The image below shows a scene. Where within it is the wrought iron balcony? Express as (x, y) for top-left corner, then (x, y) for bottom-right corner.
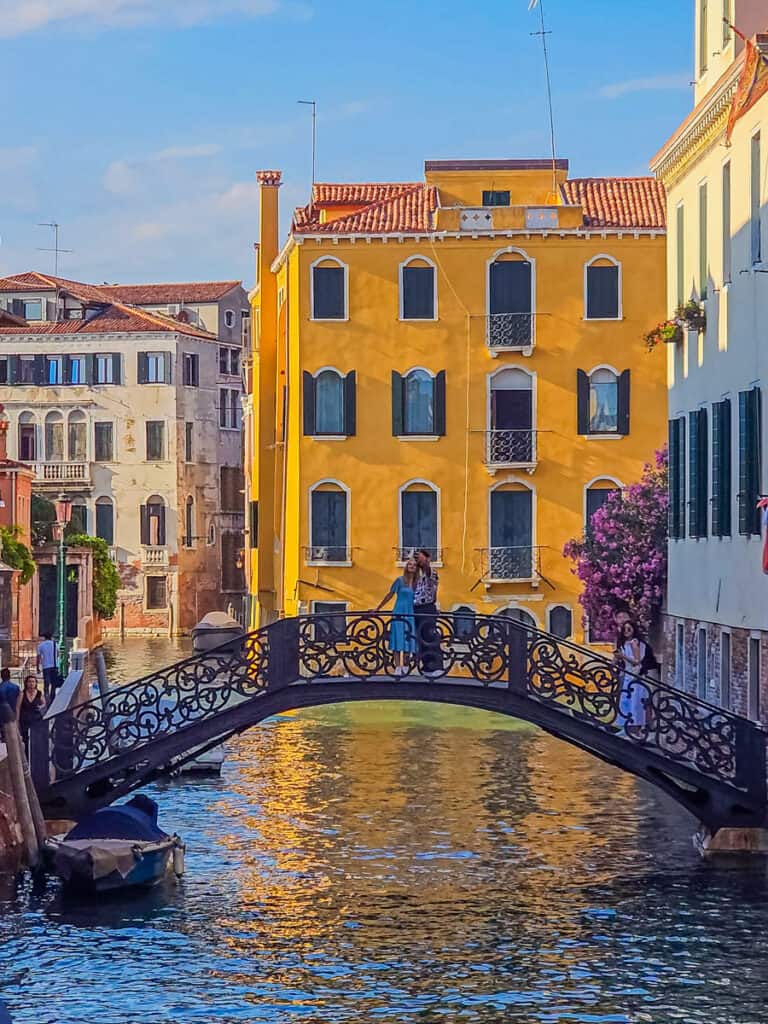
(484, 430), (537, 469)
(480, 546), (541, 583)
(395, 546), (442, 564)
(31, 461), (92, 487)
(141, 546), (169, 567)
(304, 545), (351, 565)
(486, 312), (534, 349)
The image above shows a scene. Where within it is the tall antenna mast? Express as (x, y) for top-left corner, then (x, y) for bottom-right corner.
(37, 222), (73, 276)
(298, 99), (317, 185)
(530, 0), (558, 199)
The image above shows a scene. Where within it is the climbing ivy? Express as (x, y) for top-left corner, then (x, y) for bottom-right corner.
(0, 525), (36, 585)
(65, 534), (121, 619)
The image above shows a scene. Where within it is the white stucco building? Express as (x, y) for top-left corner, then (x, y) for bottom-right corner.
(0, 272), (248, 634)
(650, 2), (768, 719)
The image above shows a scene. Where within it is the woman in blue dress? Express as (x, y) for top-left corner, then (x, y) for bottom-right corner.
(376, 559), (418, 676)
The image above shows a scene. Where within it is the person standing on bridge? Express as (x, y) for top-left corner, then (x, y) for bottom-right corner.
(37, 633), (59, 703)
(616, 620), (654, 733)
(414, 549), (444, 678)
(376, 558), (418, 676)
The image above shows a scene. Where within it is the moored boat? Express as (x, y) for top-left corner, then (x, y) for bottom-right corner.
(48, 795), (185, 894)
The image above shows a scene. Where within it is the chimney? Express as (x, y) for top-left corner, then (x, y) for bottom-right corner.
(0, 404), (8, 461)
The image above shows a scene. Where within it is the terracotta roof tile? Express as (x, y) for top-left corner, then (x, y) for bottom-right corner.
(560, 177), (666, 229)
(294, 183), (438, 235)
(0, 301), (216, 339)
(311, 182), (422, 206)
(99, 281), (241, 304)
(0, 272), (113, 303)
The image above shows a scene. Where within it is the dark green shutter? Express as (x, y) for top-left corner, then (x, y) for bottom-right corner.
(392, 371), (404, 436)
(163, 353), (172, 384)
(669, 419), (680, 538)
(86, 354), (96, 384)
(8, 355), (19, 385)
(138, 352), (148, 384)
(698, 408), (708, 536)
(344, 371), (356, 436)
(303, 371), (316, 435)
(678, 416), (686, 538)
(33, 354), (45, 384)
(689, 410), (700, 536)
(577, 370), (589, 434)
(62, 355), (71, 384)
(739, 388), (761, 535)
(140, 504), (149, 544)
(112, 353), (121, 384)
(617, 370), (631, 435)
(712, 403), (722, 536)
(434, 370), (446, 436)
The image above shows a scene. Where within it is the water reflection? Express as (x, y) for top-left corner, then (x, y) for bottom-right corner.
(1, 642), (768, 1022)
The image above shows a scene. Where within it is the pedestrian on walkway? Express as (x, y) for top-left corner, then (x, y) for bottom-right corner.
(377, 558), (418, 676)
(36, 633), (59, 703)
(414, 549), (444, 678)
(18, 675), (45, 758)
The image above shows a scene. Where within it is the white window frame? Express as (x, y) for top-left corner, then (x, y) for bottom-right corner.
(401, 366), (437, 438)
(586, 363), (621, 437)
(145, 574), (169, 611)
(146, 351), (167, 384)
(95, 354), (115, 385)
(485, 245), (536, 355)
(46, 355), (63, 385)
(547, 603), (573, 639)
(224, 309), (235, 329)
(399, 255), (438, 322)
(93, 419), (116, 463)
(23, 298), (43, 321)
(309, 255), (349, 322)
(311, 365), (347, 439)
(494, 604), (540, 628)
(397, 478), (442, 566)
(182, 352), (199, 387)
(487, 479), (537, 582)
(219, 387), (241, 431)
(583, 254), (622, 321)
(307, 478), (352, 567)
(145, 419), (166, 462)
(583, 475), (623, 530)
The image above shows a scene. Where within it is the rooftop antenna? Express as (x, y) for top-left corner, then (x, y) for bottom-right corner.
(37, 222), (73, 276)
(297, 99), (317, 185)
(529, 0), (558, 200)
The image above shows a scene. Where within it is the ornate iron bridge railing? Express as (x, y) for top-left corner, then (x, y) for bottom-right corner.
(38, 612), (766, 817)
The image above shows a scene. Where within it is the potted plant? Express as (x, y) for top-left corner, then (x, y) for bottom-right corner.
(643, 302), (706, 351)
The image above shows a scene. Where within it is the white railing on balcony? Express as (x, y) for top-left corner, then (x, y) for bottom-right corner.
(484, 430), (537, 469)
(32, 461), (91, 485)
(141, 546), (169, 567)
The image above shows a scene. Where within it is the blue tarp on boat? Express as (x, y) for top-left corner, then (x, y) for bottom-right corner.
(66, 796), (168, 842)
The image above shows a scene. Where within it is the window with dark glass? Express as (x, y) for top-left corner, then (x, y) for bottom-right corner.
(309, 488), (348, 562)
(220, 466), (244, 513)
(17, 420), (36, 461)
(221, 531), (245, 592)
(400, 488), (438, 560)
(94, 421), (113, 462)
(96, 497), (114, 545)
(46, 356), (63, 385)
(312, 601), (347, 640)
(668, 416), (687, 539)
(140, 500), (166, 546)
(303, 370), (356, 436)
(312, 264), (346, 319)
(453, 606), (476, 641)
(578, 369), (630, 436)
(219, 388), (240, 429)
(146, 576), (167, 609)
(549, 606), (573, 639)
(402, 264), (435, 319)
(392, 369), (445, 437)
(184, 497), (194, 547)
(184, 422), (193, 463)
(146, 421), (165, 461)
(586, 262), (619, 319)
(488, 258), (532, 347)
(19, 356), (39, 384)
(738, 386), (761, 535)
(489, 488), (533, 580)
(69, 503), (87, 535)
(586, 484), (619, 535)
(138, 351), (170, 384)
(482, 190), (510, 207)
(183, 353), (199, 387)
(23, 299), (42, 321)
(0, 358), (7, 385)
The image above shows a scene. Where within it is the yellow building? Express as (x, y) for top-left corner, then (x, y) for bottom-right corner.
(245, 160), (667, 643)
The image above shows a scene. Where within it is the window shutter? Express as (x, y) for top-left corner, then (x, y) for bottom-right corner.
(62, 355), (71, 384)
(303, 371), (316, 435)
(392, 371), (404, 436)
(617, 370), (631, 435)
(698, 408), (708, 536)
(586, 265), (619, 319)
(86, 355), (95, 385)
(576, 370), (589, 434)
(434, 370), (446, 436)
(738, 388), (761, 535)
(163, 353), (172, 385)
(712, 404), (722, 537)
(157, 505), (167, 546)
(249, 501), (259, 547)
(669, 419), (680, 538)
(8, 355), (19, 385)
(344, 371), (356, 436)
(750, 387), (762, 534)
(689, 411), (699, 536)
(138, 352), (148, 385)
(140, 504), (149, 545)
(112, 353), (121, 384)
(33, 354), (45, 385)
(721, 399), (732, 536)
(678, 416), (687, 538)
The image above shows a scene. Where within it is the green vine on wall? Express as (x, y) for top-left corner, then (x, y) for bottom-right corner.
(0, 525), (36, 585)
(65, 534), (121, 619)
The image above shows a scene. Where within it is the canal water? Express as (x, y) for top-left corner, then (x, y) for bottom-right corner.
(2, 639), (768, 1023)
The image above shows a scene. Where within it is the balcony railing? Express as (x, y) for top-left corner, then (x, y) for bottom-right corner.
(484, 430), (537, 469)
(141, 546), (169, 567)
(486, 312), (534, 349)
(395, 546), (441, 564)
(31, 461), (91, 486)
(304, 545), (351, 565)
(480, 546), (541, 583)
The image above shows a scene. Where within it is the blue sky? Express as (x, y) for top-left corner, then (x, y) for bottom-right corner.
(0, 0), (694, 286)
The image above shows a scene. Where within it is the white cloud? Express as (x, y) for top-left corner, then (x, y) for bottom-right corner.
(599, 73), (691, 100)
(0, 145), (40, 210)
(0, 0), (283, 37)
(103, 142), (222, 194)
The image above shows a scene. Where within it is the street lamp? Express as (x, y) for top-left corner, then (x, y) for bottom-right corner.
(53, 494), (72, 680)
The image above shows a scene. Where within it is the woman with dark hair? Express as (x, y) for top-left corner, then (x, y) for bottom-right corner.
(615, 620), (657, 732)
(18, 675), (45, 757)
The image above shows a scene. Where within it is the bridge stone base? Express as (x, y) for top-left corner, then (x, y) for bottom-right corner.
(694, 826), (768, 858)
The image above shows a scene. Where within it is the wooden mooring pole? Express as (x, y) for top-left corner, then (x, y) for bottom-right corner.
(0, 705), (40, 869)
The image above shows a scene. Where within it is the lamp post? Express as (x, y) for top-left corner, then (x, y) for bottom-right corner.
(53, 494), (72, 680)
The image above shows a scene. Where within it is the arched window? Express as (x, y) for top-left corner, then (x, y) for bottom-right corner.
(392, 368), (445, 437)
(453, 605), (476, 641)
(585, 255), (621, 320)
(400, 256), (436, 320)
(184, 496), (194, 548)
(488, 368), (534, 466)
(495, 606), (537, 629)
(311, 257), (347, 320)
(588, 367), (619, 434)
(585, 477), (622, 535)
(17, 412), (37, 462)
(96, 496), (114, 544)
(309, 481), (349, 564)
(303, 368), (355, 436)
(44, 411), (64, 462)
(140, 494), (166, 547)
(70, 495), (88, 535)
(224, 309), (235, 329)
(399, 481), (439, 561)
(487, 249), (533, 348)
(68, 410), (87, 462)
(488, 482), (534, 581)
(548, 605), (573, 639)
